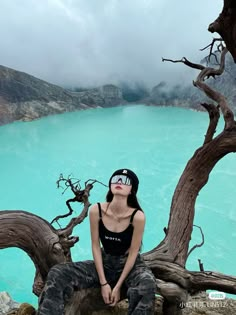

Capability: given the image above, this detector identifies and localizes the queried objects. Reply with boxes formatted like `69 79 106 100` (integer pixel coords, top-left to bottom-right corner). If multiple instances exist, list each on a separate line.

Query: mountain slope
0 65 124 125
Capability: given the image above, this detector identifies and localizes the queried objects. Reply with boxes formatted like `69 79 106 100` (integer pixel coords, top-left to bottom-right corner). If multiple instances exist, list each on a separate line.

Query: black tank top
98 203 139 256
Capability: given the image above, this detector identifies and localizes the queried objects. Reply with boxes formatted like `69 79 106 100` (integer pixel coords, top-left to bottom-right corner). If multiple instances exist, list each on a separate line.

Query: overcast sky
0 0 223 88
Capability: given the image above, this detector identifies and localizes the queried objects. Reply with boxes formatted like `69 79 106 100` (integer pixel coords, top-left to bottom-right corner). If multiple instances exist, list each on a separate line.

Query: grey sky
0 0 222 88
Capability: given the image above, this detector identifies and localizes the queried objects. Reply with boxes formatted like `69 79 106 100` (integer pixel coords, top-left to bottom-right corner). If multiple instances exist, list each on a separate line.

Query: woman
38 169 156 314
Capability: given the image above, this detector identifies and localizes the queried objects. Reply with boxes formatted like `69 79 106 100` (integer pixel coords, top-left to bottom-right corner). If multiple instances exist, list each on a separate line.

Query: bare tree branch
57 183 93 237
163 46 235 130
195 48 236 129
200 38 224 64
198 259 204 272
162 57 205 70
52 175 107 225
186 225 205 259
146 260 236 295
201 103 220 144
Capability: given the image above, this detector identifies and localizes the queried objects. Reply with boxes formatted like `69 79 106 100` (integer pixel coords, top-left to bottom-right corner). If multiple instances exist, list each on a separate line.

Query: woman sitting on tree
38 168 156 314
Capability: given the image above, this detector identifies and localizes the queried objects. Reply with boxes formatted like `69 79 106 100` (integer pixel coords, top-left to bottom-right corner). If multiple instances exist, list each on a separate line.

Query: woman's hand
101 284 112 305
109 286 120 306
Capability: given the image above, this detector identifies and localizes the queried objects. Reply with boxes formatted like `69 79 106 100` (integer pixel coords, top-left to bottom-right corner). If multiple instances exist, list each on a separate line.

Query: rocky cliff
0 65 124 125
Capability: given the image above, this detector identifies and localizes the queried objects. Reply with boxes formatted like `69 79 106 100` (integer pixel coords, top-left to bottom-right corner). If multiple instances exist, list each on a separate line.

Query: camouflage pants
37 251 156 315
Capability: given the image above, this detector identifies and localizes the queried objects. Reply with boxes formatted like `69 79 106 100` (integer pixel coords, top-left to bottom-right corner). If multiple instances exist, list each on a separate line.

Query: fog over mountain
0 0 222 88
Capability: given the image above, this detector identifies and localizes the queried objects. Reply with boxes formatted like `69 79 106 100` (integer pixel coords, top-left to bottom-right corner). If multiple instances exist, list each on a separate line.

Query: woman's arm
110 210 145 306
89 204 112 304
89 203 106 285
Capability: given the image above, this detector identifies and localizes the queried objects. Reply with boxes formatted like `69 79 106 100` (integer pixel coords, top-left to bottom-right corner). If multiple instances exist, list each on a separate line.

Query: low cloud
0 0 222 88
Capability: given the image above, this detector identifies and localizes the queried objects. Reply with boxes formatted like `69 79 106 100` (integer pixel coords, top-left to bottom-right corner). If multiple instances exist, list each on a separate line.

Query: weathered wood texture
209 0 236 61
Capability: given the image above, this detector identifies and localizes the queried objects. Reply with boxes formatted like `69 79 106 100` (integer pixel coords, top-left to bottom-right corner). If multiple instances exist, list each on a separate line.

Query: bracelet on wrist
100 282 108 286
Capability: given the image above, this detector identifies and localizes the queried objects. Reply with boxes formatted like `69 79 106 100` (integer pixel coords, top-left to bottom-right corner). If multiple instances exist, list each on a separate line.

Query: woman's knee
46 263 71 286
138 273 156 296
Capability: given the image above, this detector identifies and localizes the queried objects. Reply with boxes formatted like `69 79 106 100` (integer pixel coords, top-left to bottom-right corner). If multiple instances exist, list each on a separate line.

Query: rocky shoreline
1 53 236 127
1 291 236 315
0 65 125 126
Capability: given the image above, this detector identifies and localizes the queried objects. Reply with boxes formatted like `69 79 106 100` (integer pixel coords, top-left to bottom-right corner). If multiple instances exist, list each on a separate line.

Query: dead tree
1 3 236 313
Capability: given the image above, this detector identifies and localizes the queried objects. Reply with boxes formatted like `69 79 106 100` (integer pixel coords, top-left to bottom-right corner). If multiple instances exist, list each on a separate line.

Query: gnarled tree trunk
209 0 236 61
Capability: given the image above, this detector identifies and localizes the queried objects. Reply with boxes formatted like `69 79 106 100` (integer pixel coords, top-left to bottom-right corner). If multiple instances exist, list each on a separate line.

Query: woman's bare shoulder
100 202 108 209
89 203 99 218
133 209 145 222
89 202 108 214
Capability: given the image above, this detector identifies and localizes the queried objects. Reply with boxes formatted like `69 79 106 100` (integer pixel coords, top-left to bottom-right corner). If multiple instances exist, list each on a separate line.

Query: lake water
0 105 235 306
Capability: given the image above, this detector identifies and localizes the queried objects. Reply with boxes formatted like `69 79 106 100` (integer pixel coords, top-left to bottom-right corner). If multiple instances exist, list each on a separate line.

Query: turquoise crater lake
0 105 235 305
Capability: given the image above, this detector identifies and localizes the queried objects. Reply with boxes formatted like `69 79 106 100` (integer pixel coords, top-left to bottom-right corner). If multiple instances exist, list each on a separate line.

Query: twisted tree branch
186 225 205 259
201 103 220 144
145 260 236 295
200 38 224 64
162 57 204 70
163 46 235 130
52 175 107 226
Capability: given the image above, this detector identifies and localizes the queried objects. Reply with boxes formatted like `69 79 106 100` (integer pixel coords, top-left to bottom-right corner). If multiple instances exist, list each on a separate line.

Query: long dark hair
106 188 143 212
